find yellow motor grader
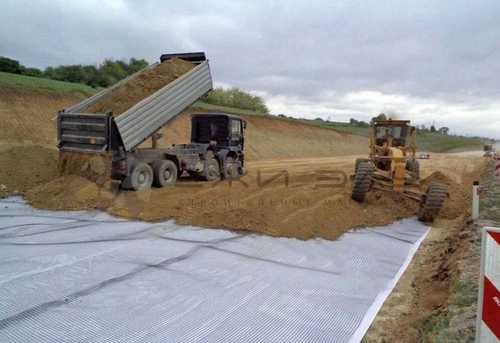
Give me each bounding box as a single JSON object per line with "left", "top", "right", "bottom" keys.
{"left": 351, "top": 119, "right": 448, "bottom": 222}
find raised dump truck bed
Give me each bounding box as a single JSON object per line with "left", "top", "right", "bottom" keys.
{"left": 57, "top": 52, "right": 246, "bottom": 191}
{"left": 58, "top": 52, "right": 212, "bottom": 153}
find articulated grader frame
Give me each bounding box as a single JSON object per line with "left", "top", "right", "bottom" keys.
{"left": 351, "top": 119, "right": 448, "bottom": 222}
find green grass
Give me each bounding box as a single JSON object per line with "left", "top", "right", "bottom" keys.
{"left": 284, "top": 117, "right": 484, "bottom": 153}
{"left": 0, "top": 71, "right": 97, "bottom": 97}
{"left": 417, "top": 131, "right": 483, "bottom": 153}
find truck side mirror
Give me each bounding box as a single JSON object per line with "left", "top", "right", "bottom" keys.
{"left": 242, "top": 121, "right": 247, "bottom": 129}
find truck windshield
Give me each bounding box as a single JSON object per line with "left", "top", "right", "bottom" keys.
{"left": 192, "top": 117, "right": 228, "bottom": 143}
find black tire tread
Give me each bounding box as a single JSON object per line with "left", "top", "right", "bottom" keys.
{"left": 352, "top": 162, "right": 373, "bottom": 202}
{"left": 418, "top": 183, "right": 448, "bottom": 222}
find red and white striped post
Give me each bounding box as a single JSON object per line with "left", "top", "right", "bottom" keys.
{"left": 476, "top": 227, "right": 500, "bottom": 342}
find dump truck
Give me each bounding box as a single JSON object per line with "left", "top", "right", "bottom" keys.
{"left": 352, "top": 118, "right": 448, "bottom": 222}
{"left": 57, "top": 52, "right": 246, "bottom": 191}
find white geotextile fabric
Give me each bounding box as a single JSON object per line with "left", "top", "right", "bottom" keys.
{"left": 0, "top": 197, "right": 429, "bottom": 343}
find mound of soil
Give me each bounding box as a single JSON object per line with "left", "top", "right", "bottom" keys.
{"left": 85, "top": 58, "right": 195, "bottom": 115}
{"left": 25, "top": 175, "right": 114, "bottom": 210}
{"left": 0, "top": 146, "right": 59, "bottom": 198}
{"left": 422, "top": 171, "right": 470, "bottom": 220}
{"left": 58, "top": 151, "right": 111, "bottom": 185}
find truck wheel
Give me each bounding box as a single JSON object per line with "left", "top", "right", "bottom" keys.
{"left": 418, "top": 183, "right": 448, "bottom": 222}
{"left": 352, "top": 162, "right": 373, "bottom": 202}
{"left": 406, "top": 158, "right": 420, "bottom": 179}
{"left": 122, "top": 162, "right": 153, "bottom": 191}
{"left": 224, "top": 157, "right": 240, "bottom": 180}
{"left": 152, "top": 160, "right": 177, "bottom": 187}
{"left": 204, "top": 152, "right": 220, "bottom": 181}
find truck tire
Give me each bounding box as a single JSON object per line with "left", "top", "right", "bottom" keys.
{"left": 204, "top": 152, "right": 220, "bottom": 181}
{"left": 224, "top": 156, "right": 240, "bottom": 180}
{"left": 121, "top": 162, "right": 153, "bottom": 191}
{"left": 418, "top": 183, "right": 448, "bottom": 222}
{"left": 152, "top": 160, "right": 177, "bottom": 187}
{"left": 352, "top": 162, "right": 373, "bottom": 203}
{"left": 406, "top": 158, "right": 420, "bottom": 179}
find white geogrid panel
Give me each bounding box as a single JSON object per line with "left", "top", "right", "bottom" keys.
{"left": 0, "top": 197, "right": 429, "bottom": 343}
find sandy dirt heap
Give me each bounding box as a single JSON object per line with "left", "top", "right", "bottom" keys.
{"left": 0, "top": 146, "right": 59, "bottom": 198}
{"left": 58, "top": 151, "right": 111, "bottom": 185}
{"left": 85, "top": 58, "right": 195, "bottom": 115}
{"left": 26, "top": 175, "right": 114, "bottom": 210}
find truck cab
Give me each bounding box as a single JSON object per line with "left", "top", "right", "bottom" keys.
{"left": 191, "top": 113, "right": 245, "bottom": 147}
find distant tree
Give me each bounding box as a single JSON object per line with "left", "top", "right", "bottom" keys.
{"left": 40, "top": 58, "right": 149, "bottom": 88}
{"left": 430, "top": 125, "right": 437, "bottom": 133}
{"left": 370, "top": 113, "right": 387, "bottom": 124}
{"left": 205, "top": 87, "right": 269, "bottom": 114}
{"left": 0, "top": 56, "right": 23, "bottom": 74}
{"left": 438, "top": 127, "right": 449, "bottom": 135}
{"left": 127, "top": 58, "right": 148, "bottom": 74}
{"left": 22, "top": 67, "right": 43, "bottom": 77}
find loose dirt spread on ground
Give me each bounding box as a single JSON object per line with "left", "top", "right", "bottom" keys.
{"left": 58, "top": 151, "right": 111, "bottom": 185}
{"left": 0, "top": 142, "right": 484, "bottom": 242}
{"left": 85, "top": 58, "right": 195, "bottom": 115}
{"left": 0, "top": 145, "right": 59, "bottom": 198}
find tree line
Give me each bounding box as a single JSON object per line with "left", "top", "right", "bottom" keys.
{"left": 0, "top": 56, "right": 148, "bottom": 88}
{"left": 204, "top": 87, "right": 269, "bottom": 114}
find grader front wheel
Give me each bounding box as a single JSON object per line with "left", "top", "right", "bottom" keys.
{"left": 418, "top": 183, "right": 448, "bottom": 222}
{"left": 351, "top": 162, "right": 373, "bottom": 202}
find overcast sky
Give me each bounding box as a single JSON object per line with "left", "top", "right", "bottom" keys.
{"left": 1, "top": 0, "right": 499, "bottom": 138}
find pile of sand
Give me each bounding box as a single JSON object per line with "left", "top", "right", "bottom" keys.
{"left": 422, "top": 171, "right": 470, "bottom": 220}
{"left": 85, "top": 58, "right": 195, "bottom": 115}
{"left": 25, "top": 175, "right": 114, "bottom": 211}
{"left": 0, "top": 146, "right": 59, "bottom": 198}
{"left": 58, "top": 151, "right": 111, "bottom": 185}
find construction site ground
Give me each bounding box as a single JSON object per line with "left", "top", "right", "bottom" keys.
{"left": 0, "top": 84, "right": 489, "bottom": 341}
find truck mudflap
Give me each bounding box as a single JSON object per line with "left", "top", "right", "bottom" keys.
{"left": 57, "top": 113, "right": 111, "bottom": 153}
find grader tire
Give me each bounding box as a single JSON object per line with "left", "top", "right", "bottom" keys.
{"left": 352, "top": 162, "right": 373, "bottom": 203}
{"left": 418, "top": 183, "right": 448, "bottom": 222}
{"left": 354, "top": 158, "right": 371, "bottom": 173}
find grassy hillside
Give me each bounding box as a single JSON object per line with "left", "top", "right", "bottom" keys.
{"left": 285, "top": 117, "right": 484, "bottom": 153}
{"left": 0, "top": 71, "right": 97, "bottom": 96}
{"left": 0, "top": 71, "right": 484, "bottom": 153}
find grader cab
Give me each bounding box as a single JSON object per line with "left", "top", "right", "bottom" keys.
{"left": 352, "top": 118, "right": 448, "bottom": 222}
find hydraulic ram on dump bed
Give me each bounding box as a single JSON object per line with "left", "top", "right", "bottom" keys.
{"left": 58, "top": 52, "right": 212, "bottom": 154}
{"left": 57, "top": 52, "right": 246, "bottom": 191}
